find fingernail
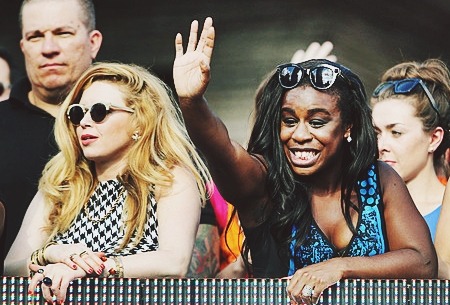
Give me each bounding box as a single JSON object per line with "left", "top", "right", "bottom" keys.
{"left": 101, "top": 264, "right": 105, "bottom": 269}
{"left": 72, "top": 264, "right": 77, "bottom": 270}
{"left": 101, "top": 256, "right": 107, "bottom": 262}
{"left": 97, "top": 268, "right": 103, "bottom": 275}
{"left": 28, "top": 290, "right": 34, "bottom": 295}
{"left": 88, "top": 268, "right": 94, "bottom": 274}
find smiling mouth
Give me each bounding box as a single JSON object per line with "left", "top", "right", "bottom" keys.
{"left": 288, "top": 149, "right": 320, "bottom": 167}
{"left": 293, "top": 150, "right": 317, "bottom": 160}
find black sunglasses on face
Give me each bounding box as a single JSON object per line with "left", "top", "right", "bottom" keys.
{"left": 66, "top": 102, "right": 135, "bottom": 125}
{"left": 372, "top": 78, "right": 439, "bottom": 115}
{"left": 277, "top": 63, "right": 343, "bottom": 90}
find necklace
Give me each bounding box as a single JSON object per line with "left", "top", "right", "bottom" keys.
{"left": 84, "top": 184, "right": 126, "bottom": 224}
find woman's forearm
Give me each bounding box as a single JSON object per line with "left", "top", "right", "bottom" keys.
{"left": 118, "top": 250, "right": 193, "bottom": 278}
{"left": 340, "top": 249, "right": 437, "bottom": 280}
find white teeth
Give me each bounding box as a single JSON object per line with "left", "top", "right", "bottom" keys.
{"left": 294, "top": 151, "right": 316, "bottom": 160}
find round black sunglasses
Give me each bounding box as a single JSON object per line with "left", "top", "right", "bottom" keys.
{"left": 66, "top": 102, "right": 135, "bottom": 125}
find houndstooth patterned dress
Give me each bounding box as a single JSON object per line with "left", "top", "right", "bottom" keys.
{"left": 53, "top": 179, "right": 158, "bottom": 256}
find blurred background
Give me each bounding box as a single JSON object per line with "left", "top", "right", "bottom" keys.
{"left": 1, "top": 0, "right": 450, "bottom": 144}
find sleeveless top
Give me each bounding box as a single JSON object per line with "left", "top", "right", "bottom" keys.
{"left": 424, "top": 205, "right": 442, "bottom": 243}
{"left": 289, "top": 163, "right": 387, "bottom": 274}
{"left": 53, "top": 179, "right": 159, "bottom": 256}
{"left": 244, "top": 162, "right": 387, "bottom": 278}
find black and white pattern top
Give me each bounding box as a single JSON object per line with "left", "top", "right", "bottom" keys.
{"left": 53, "top": 179, "right": 158, "bottom": 256}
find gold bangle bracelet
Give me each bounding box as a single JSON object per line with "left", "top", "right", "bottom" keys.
{"left": 29, "top": 249, "right": 40, "bottom": 277}
{"left": 41, "top": 241, "right": 57, "bottom": 265}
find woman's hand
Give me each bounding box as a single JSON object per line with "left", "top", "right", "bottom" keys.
{"left": 29, "top": 263, "right": 87, "bottom": 304}
{"left": 173, "top": 17, "right": 215, "bottom": 100}
{"left": 290, "top": 41, "right": 337, "bottom": 64}
{"left": 286, "top": 258, "right": 342, "bottom": 305}
{"left": 45, "top": 243, "right": 106, "bottom": 276}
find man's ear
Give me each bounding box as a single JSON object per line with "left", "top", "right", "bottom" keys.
{"left": 88, "top": 30, "right": 103, "bottom": 59}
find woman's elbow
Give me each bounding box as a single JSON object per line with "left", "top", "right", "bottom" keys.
{"left": 3, "top": 257, "right": 28, "bottom": 277}
{"left": 162, "top": 254, "right": 192, "bottom": 278}
{"left": 418, "top": 248, "right": 438, "bottom": 278}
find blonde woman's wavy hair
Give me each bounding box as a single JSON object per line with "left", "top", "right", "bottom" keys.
{"left": 40, "top": 62, "right": 211, "bottom": 248}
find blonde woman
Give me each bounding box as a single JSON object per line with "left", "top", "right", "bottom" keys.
{"left": 371, "top": 59, "right": 450, "bottom": 242}
{"left": 5, "top": 62, "right": 211, "bottom": 304}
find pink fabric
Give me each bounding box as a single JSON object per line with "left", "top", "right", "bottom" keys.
{"left": 208, "top": 182, "right": 229, "bottom": 233}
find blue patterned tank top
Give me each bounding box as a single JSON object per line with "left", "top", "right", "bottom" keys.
{"left": 289, "top": 163, "right": 387, "bottom": 275}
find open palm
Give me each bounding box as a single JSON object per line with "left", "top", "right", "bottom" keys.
{"left": 173, "top": 17, "right": 215, "bottom": 99}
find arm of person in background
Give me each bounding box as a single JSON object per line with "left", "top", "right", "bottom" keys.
{"left": 287, "top": 161, "right": 437, "bottom": 304}
{"left": 186, "top": 199, "right": 221, "bottom": 278}
{"left": 173, "top": 17, "right": 268, "bottom": 227}
{"left": 290, "top": 41, "right": 337, "bottom": 63}
{"left": 435, "top": 178, "right": 450, "bottom": 279}
{"left": 216, "top": 254, "right": 247, "bottom": 278}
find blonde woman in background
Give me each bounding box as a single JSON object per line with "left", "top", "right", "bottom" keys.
{"left": 371, "top": 59, "right": 450, "bottom": 242}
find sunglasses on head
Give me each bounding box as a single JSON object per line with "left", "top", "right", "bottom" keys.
{"left": 66, "top": 102, "right": 135, "bottom": 125}
{"left": 277, "top": 63, "right": 343, "bottom": 90}
{"left": 372, "top": 78, "right": 439, "bottom": 115}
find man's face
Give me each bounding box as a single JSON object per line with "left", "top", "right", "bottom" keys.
{"left": 20, "top": 0, "right": 102, "bottom": 97}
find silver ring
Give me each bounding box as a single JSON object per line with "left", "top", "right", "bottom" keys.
{"left": 301, "top": 284, "right": 314, "bottom": 297}
{"left": 36, "top": 268, "right": 45, "bottom": 274}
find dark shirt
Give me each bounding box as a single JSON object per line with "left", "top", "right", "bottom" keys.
{"left": 0, "top": 78, "right": 58, "bottom": 255}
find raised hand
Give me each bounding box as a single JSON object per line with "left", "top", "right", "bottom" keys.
{"left": 173, "top": 17, "right": 215, "bottom": 100}
{"left": 290, "top": 41, "right": 337, "bottom": 63}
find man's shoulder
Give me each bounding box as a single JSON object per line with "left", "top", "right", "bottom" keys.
{"left": 0, "top": 97, "right": 33, "bottom": 125}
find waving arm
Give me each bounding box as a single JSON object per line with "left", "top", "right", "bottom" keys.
{"left": 173, "top": 18, "right": 268, "bottom": 225}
